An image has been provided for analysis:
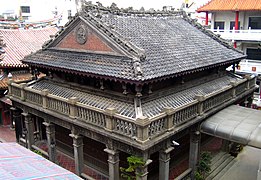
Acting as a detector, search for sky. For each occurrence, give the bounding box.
[0,0,210,13]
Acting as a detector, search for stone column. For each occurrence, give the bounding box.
[104,148,120,180]
[11,108,22,142]
[159,146,174,180]
[189,130,201,179]
[43,121,56,163]
[22,113,34,149]
[9,107,16,129]
[135,152,152,180]
[70,130,84,176]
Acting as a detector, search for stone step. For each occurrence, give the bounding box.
[212,158,237,180]
[211,151,226,164]
[206,153,235,180]
[209,153,231,174]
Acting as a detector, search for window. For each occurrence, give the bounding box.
[20,6,30,13]
[214,21,225,30]
[246,48,261,60]
[230,21,240,30]
[249,17,261,29]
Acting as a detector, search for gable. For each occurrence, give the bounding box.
[55,22,115,53]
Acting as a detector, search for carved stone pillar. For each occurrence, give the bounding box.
[43,121,56,163]
[135,152,152,180]
[159,145,174,180]
[70,130,84,176]
[189,130,201,179]
[22,113,34,149]
[104,148,120,180]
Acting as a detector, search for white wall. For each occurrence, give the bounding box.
[211,11,261,30]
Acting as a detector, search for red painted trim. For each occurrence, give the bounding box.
[205,12,209,26]
[235,11,239,30]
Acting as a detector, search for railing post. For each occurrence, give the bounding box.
[20,83,27,101]
[68,97,78,119]
[7,79,13,97]
[135,116,150,143]
[162,107,174,131]
[230,81,237,98]
[41,89,49,108]
[194,95,205,115]
[245,74,252,90]
[105,108,117,132]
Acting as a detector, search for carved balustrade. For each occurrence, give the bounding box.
[8,76,256,143]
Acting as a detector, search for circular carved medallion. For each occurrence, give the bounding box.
[76,25,87,44]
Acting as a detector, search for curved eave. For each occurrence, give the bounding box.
[197,9,261,13]
[0,63,28,68]
[25,56,244,85]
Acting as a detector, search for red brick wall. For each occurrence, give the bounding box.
[57,28,114,52]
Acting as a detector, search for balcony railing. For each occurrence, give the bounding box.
[8,75,256,144]
[209,28,261,41]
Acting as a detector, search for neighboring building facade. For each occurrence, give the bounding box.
[0,0,82,28]
[8,4,257,180]
[0,27,58,126]
[197,0,261,102]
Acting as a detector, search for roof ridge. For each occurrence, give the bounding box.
[81,10,146,62]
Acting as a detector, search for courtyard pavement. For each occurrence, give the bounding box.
[220,146,261,180]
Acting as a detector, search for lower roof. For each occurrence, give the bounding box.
[201,105,261,149]
[29,74,243,119]
[0,143,81,179]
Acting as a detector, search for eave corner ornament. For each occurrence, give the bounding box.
[76,25,87,44]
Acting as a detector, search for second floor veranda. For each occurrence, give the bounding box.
[209,28,261,42]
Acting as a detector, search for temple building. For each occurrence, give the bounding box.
[7,3,257,180]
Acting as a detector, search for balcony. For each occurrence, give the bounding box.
[7,75,257,147]
[209,28,261,41]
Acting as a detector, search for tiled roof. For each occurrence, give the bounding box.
[197,0,261,12]
[0,71,32,89]
[23,10,245,82]
[23,49,135,80]
[29,74,242,119]
[0,27,58,68]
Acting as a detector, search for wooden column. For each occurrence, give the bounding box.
[234,11,239,48]
[205,11,209,26]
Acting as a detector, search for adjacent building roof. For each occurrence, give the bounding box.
[22,5,245,83]
[0,26,58,68]
[201,105,261,149]
[197,0,261,12]
[0,71,32,90]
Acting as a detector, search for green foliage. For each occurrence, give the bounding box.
[120,155,145,180]
[33,150,43,156]
[196,151,211,180]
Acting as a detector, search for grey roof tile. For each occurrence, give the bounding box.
[22,11,245,82]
